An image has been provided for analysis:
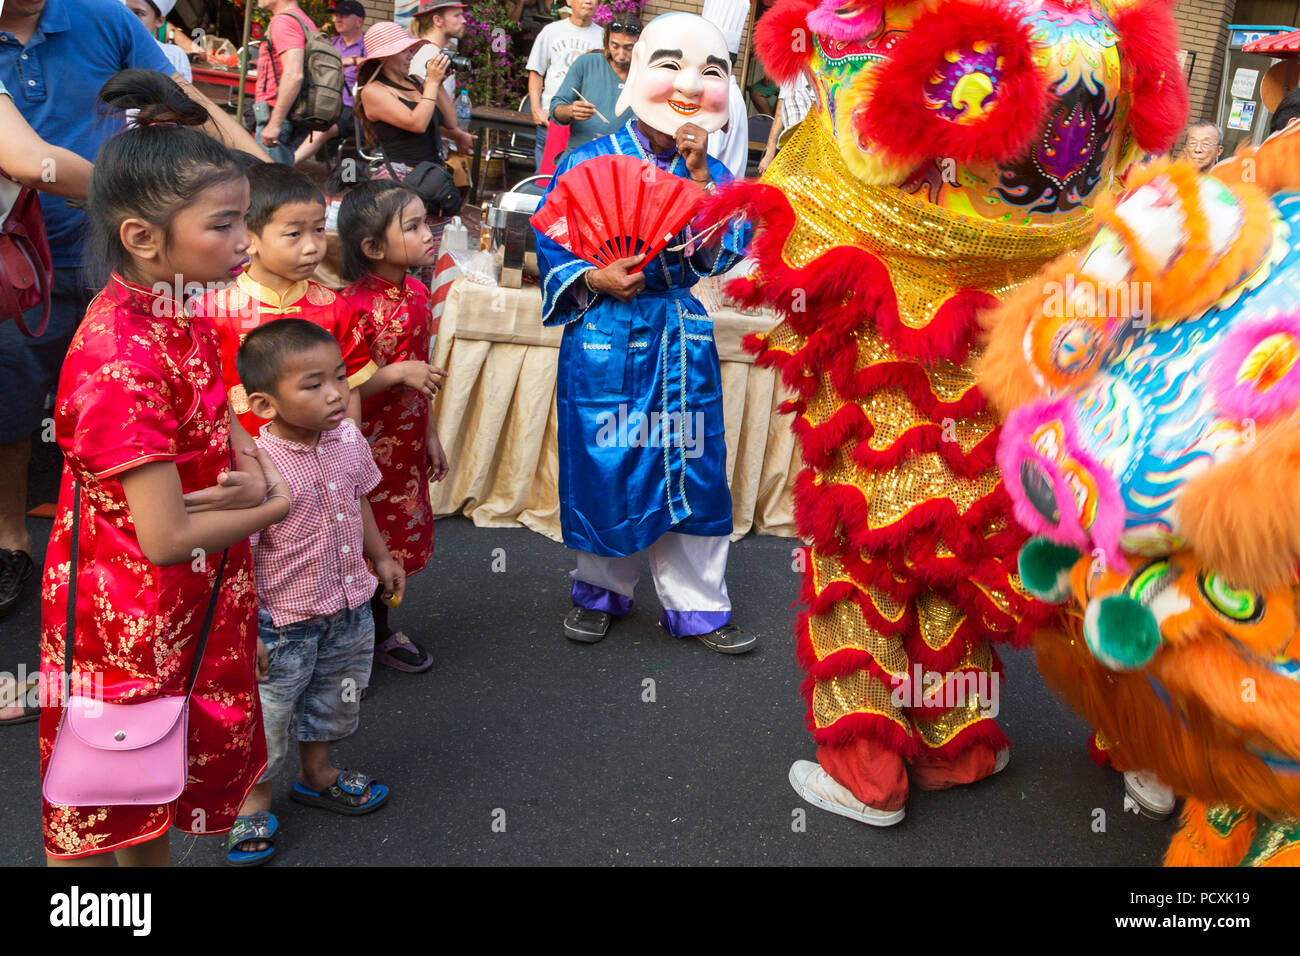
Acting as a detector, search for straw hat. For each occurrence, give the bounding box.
[360,21,427,64]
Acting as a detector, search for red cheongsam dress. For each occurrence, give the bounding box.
[38,275,266,858]
[339,272,435,575]
[195,271,376,437]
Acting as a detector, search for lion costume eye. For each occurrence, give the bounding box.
[1196,570,1263,624]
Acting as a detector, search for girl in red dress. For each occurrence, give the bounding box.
[39,72,291,865]
[338,181,449,673]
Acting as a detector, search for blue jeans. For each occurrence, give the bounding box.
[534,122,547,171]
[256,604,375,782]
[1,267,97,443]
[255,119,304,166]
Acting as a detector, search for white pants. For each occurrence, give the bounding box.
[571,532,731,636]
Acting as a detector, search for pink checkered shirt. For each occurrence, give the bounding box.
[252,419,382,627]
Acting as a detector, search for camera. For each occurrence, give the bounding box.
[436,48,473,74]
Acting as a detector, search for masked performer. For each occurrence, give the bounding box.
[698,0,1187,823]
[535,13,754,654]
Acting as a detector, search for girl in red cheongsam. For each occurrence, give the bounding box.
[338,181,449,673]
[38,72,291,865]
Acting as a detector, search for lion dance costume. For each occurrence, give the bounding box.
[980,123,1300,866]
[700,0,1186,815]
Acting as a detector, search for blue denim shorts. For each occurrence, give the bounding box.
[256,603,374,783]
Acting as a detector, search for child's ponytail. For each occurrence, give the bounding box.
[89,69,245,280]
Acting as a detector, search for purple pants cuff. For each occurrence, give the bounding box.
[659,608,731,638]
[571,579,634,616]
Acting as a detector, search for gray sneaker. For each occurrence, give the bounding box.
[693,623,756,655]
[564,606,612,643]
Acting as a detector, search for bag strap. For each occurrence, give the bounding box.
[64,448,233,699]
[265,11,315,94]
[7,229,52,338]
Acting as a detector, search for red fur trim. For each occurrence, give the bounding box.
[855,0,1052,168]
[794,470,1018,564]
[701,182,987,363]
[847,417,1002,479]
[913,715,1010,762]
[829,347,989,417]
[800,677,921,758]
[753,0,819,85]
[796,610,906,683]
[1111,0,1189,153]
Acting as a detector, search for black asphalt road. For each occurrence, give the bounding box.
[0,437,1173,866]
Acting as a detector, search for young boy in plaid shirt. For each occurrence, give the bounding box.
[226,319,404,866]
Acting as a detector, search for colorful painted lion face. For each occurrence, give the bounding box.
[981,148,1298,590]
[754,0,1186,224]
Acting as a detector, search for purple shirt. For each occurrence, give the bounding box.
[330,33,365,106]
[630,121,680,171]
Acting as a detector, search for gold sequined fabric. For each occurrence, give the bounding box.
[812,669,909,734]
[762,119,1096,331]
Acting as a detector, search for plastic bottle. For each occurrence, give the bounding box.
[455,89,472,131]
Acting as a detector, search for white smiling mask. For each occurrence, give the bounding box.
[614,13,733,138]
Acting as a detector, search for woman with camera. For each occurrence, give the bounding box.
[355,22,471,167]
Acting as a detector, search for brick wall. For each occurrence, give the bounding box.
[361,0,396,23]
[1174,0,1239,127]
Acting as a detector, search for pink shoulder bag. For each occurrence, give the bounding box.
[42,481,228,807]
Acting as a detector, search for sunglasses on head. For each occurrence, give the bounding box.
[610,21,641,35]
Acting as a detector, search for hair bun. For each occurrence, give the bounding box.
[99,68,209,127]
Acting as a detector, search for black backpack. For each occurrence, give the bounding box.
[267,10,344,132]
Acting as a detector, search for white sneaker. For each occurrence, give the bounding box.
[788,760,905,827]
[993,747,1011,775]
[1123,769,1176,819]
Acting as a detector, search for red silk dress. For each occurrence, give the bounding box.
[195,272,377,437]
[38,275,265,859]
[339,273,435,576]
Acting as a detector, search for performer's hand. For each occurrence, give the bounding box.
[676,122,710,181]
[586,255,646,303]
[570,100,596,122]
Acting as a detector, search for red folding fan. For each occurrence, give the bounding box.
[530,154,706,274]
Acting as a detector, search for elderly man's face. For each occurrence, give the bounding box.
[1182,125,1222,171]
[332,12,364,35]
[616,14,732,136]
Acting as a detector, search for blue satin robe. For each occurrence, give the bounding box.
[536,120,750,557]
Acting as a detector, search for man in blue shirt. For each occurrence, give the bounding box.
[0,0,268,627]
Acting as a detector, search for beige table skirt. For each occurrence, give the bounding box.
[429,278,802,543]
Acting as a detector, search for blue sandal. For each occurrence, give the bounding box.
[290,770,390,816]
[226,811,278,866]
